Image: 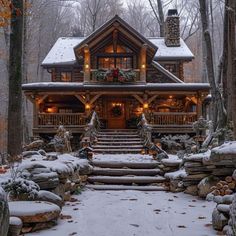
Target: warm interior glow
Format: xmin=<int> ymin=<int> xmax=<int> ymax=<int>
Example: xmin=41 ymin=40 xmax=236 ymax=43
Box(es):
xmin=85 ymin=103 xmax=91 ymax=110
xmin=46 ymin=107 xmax=57 ymax=113
xmin=141 ymin=64 xmax=146 ymax=69
xmin=112 ymin=103 xmax=122 ymax=107
xmin=169 ymin=95 xmax=173 ymax=99
xmin=143 ymin=103 xmax=149 ymax=109
xmin=85 ymin=64 xmax=89 ymax=69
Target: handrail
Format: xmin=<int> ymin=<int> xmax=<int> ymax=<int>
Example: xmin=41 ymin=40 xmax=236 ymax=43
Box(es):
xmin=138 ymin=113 xmax=168 ymax=158
xmin=83 ymin=111 xmax=100 ymax=145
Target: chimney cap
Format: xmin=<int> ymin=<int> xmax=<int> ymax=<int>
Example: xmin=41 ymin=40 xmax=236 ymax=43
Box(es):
xmin=167 ymin=9 xmax=178 ymax=16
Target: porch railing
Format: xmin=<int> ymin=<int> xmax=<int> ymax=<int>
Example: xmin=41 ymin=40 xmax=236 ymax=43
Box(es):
xmin=38 ymin=113 xmax=86 ymax=127
xmin=149 ymin=112 xmax=197 ymax=126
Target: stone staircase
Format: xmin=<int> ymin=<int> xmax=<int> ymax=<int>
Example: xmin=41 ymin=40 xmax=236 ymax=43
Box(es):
xmin=87 ymin=160 xmax=168 ymax=191
xmin=92 ymin=129 xmax=144 ymax=154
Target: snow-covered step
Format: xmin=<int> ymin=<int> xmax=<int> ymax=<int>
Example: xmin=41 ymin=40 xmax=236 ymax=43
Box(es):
xmin=92 ymin=167 xmax=163 ymax=176
xmin=97 ymin=132 xmax=138 ymax=135
xmin=92 ymin=161 xmax=160 ymax=169
xmin=97 ymin=135 xmax=140 ymax=139
xmin=86 ymin=184 xmax=167 ymax=191
xmin=96 ymin=141 xmax=143 ymax=145
xmin=93 ymin=145 xmax=143 ymax=149
xmin=98 ymin=138 xmax=142 ymax=142
xmin=88 ymin=176 xmax=166 ymax=185
xmin=93 ymin=149 xmax=142 ymax=154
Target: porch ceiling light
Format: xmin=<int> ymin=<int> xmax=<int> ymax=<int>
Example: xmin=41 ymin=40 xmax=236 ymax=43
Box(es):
xmin=85 ymin=103 xmax=91 ymax=110
xmin=143 ymin=103 xmax=149 ymax=109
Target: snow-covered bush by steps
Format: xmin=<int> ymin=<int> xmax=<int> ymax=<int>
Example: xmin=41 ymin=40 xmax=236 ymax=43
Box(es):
xmin=161 ymin=135 xmax=196 ymax=154
xmin=1 ymin=178 xmax=40 ymax=200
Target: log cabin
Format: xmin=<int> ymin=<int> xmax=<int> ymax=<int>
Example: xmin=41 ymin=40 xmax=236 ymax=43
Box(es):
xmin=22 ymin=10 xmax=210 ymax=142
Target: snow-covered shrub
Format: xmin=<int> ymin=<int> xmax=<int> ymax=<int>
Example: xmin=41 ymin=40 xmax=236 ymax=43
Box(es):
xmin=1 ymin=178 xmax=40 ymax=200
xmin=161 ymin=135 xmax=196 ymax=154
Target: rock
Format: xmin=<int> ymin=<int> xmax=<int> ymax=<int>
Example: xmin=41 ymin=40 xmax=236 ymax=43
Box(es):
xmin=161 ymin=158 xmax=182 ymax=167
xmin=222 ymin=195 xmax=234 ymax=205
xmin=24 ymin=140 xmax=44 ymax=151
xmin=0 ymin=187 xmax=9 ymax=236
xmin=198 ymin=176 xmax=220 ymax=198
xmin=206 ymin=193 xmax=214 ymax=202
xmin=212 ymin=208 xmax=228 ymax=231
xmin=214 ymin=196 xmax=223 ymax=204
xmin=8 ymin=217 xmax=22 ymax=236
xmin=36 ymin=191 xmax=63 ymax=208
xmin=184 ymin=185 xmax=198 ymax=196
xmin=9 ymin=201 xmax=61 ymax=223
xmin=217 ymin=204 xmax=230 ymax=214
xmin=22 ymin=151 xmax=40 ymax=158
xmin=64 ymin=191 xmax=71 ymax=201
xmin=38 ymin=149 xmax=47 ymax=156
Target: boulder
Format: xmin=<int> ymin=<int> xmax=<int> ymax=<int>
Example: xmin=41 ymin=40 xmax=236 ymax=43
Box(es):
xmin=36 ymin=191 xmax=63 ymax=208
xmin=184 ymin=185 xmax=198 ymax=196
xmin=9 ymin=201 xmax=61 ymax=223
xmin=217 ymin=204 xmax=230 ymax=215
xmin=198 ymin=176 xmax=220 ymax=198
xmin=212 ymin=208 xmax=228 ymax=231
xmin=8 ymin=217 xmax=22 ymax=236
xmin=0 ymin=187 xmax=9 ymax=236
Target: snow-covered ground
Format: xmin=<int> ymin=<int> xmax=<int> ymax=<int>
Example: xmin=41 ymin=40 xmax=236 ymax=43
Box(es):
xmin=28 ymin=190 xmax=216 ymax=236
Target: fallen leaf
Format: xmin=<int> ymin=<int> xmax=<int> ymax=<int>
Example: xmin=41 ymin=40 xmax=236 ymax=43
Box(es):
xmin=168 ymin=199 xmax=174 ymax=201
xmin=178 ymin=225 xmax=187 ymax=228
xmin=198 ymin=216 xmax=206 ymax=219
xmin=130 ymin=224 xmax=139 ymax=227
xmin=60 ymin=214 xmax=72 ymax=220
xmin=204 ymin=223 xmax=212 ymax=227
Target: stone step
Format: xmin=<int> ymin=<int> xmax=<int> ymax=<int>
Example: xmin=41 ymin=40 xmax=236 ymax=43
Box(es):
xmin=99 ymin=129 xmax=137 ymax=132
xmin=93 ymin=145 xmax=143 ymax=149
xmin=98 ymin=138 xmax=142 ymax=142
xmin=96 ymin=141 xmax=143 ymax=145
xmin=86 ymin=184 xmax=167 ymax=191
xmin=93 ymin=149 xmax=142 ymax=154
xmin=88 ymin=176 xmax=166 ymax=185
xmin=97 ymin=131 xmax=138 ymax=135
xmin=92 ymin=167 xmax=163 ymax=176
xmin=92 ymin=161 xmax=160 ymax=169
xmin=97 ymin=134 xmax=140 ymax=138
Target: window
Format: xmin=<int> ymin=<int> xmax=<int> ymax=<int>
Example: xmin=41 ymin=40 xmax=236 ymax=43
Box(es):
xmin=61 ymin=72 xmax=72 ymax=82
xmin=164 ymin=64 xmax=176 ymax=73
xmin=98 ymin=57 xmax=133 ymax=69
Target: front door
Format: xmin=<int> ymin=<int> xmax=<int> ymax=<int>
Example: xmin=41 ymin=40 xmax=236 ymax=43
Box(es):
xmin=107 ymin=101 xmax=126 ymax=129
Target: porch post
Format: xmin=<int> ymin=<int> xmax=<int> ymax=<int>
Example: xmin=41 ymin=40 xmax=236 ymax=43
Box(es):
xmin=34 ymin=100 xmax=39 ymax=129
xmin=140 ymin=44 xmax=147 ymax=83
xmin=84 ymin=44 xmax=90 ymax=83
xmin=197 ymin=93 xmax=203 ymax=118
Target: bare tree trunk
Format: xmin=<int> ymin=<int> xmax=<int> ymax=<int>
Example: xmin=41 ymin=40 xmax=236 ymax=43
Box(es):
xmin=22 ymin=0 xmax=30 ymax=144
xmin=0 ymin=28 xmax=8 ymax=153
xmin=8 ymin=0 xmax=23 ymax=156
xmin=157 ymin=0 xmax=164 ymax=37
xmin=199 ymin=0 xmax=227 ymax=139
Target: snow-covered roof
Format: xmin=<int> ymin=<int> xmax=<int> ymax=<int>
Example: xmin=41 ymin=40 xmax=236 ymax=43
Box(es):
xmin=42 ymin=37 xmax=194 ymax=67
xmin=149 ymin=37 xmax=194 ymax=60
xmin=42 ymin=37 xmax=84 ymax=66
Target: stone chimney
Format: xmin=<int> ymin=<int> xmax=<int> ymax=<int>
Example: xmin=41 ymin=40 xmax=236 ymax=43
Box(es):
xmin=164 ymin=9 xmax=180 ymax=47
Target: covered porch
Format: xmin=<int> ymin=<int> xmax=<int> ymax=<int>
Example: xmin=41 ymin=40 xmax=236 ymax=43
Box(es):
xmin=23 ymin=82 xmax=210 ymax=135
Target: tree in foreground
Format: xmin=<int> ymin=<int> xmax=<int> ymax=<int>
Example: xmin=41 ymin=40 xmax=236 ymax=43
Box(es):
xmin=7 ymin=0 xmax=24 ymax=156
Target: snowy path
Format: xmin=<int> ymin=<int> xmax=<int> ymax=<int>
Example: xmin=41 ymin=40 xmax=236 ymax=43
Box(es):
xmin=28 ymin=190 xmax=216 ymax=236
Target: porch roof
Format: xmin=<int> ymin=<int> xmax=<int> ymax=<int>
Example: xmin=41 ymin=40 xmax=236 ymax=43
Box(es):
xmin=22 ymin=82 xmax=210 ymax=92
